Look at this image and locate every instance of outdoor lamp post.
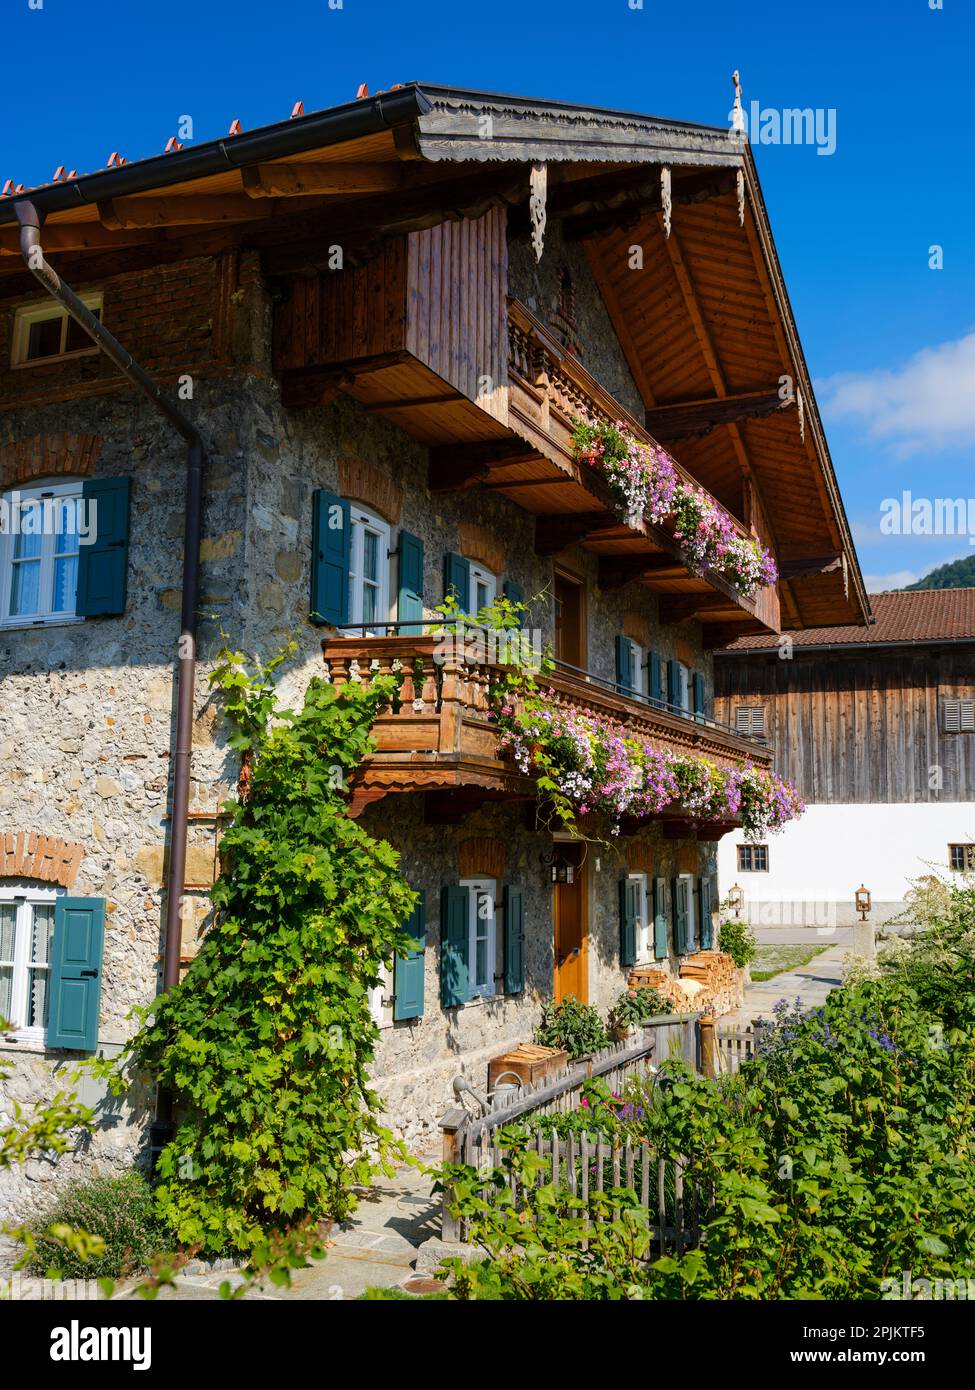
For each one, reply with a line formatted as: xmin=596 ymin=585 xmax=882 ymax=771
xmin=728 ymin=883 xmax=744 ymax=917
xmin=855 ymin=885 xmax=871 ymax=921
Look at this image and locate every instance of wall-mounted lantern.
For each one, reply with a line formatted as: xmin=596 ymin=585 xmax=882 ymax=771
xmin=728 ymin=883 xmax=744 ymax=917
xmin=855 ymin=885 xmax=871 ymax=921
xmin=541 ymin=849 xmax=574 ymax=885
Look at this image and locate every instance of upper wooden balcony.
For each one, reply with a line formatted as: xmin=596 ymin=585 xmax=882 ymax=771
xmin=274 ymin=210 xmax=781 ymax=644
xmin=321 ymin=633 xmax=772 ymax=831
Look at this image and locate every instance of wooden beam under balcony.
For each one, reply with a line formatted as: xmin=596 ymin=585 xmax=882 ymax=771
xmin=659 ymin=592 xmax=742 ymax=625
xmin=428 ymin=440 xmax=543 ymax=493
xmin=598 ymin=554 xmax=688 ymax=590
xmin=644 ymin=389 xmax=795 ymax=442
xmin=777 ymin=553 xmax=845 ymax=580
xmin=534 ymin=510 xmax=618 ymax=556
xmin=561 ymin=169 xmax=738 ymax=241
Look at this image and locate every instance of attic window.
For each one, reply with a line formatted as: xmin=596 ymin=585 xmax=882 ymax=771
xmin=11 ymin=294 xmax=103 ymax=367
xmin=943 ymin=698 xmax=975 ymax=733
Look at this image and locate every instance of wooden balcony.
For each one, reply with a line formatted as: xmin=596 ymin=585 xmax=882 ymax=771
xmin=273 ymin=212 xmax=780 ymax=643
xmin=322 ymin=635 xmax=772 ymax=830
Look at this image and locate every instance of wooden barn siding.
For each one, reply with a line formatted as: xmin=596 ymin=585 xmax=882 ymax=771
xmin=273 ymin=208 xmax=508 ymax=421
xmin=715 ymin=649 xmax=975 ymax=803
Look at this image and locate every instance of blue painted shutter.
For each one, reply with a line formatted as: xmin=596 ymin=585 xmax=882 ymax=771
xmin=397 ymin=530 xmax=424 ymax=636
xmin=47 ymin=898 xmax=104 ymax=1052
xmin=672 ymin=876 xmax=689 ymax=955
xmin=619 ymin=876 xmax=638 ymax=968
xmin=443 ymin=552 xmax=471 ymax=610
xmin=693 ymin=671 xmax=706 ymax=724
xmin=667 ymin=660 xmax=680 ymax=712
xmin=648 ymin=652 xmax=663 ymax=708
xmin=503 ymin=885 xmax=525 ymax=994
xmin=653 ymin=877 xmax=669 ymax=959
xmin=393 ymin=891 xmax=426 ymax=1021
xmin=503 ymin=579 xmax=525 ymax=613
xmin=699 ymin=875 xmax=713 ymax=950
xmin=440 ymin=885 xmax=470 ymax=1008
xmin=310 ymin=490 xmax=350 ymax=626
xmin=615 ymin=636 xmax=635 ymax=695
xmin=75 ymin=477 xmax=131 ymax=617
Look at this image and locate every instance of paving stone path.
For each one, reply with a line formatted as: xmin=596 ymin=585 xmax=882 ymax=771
xmin=720 ymin=941 xmax=848 ymax=1027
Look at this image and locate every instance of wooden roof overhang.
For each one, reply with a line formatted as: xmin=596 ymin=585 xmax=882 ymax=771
xmin=0 ymin=83 xmax=868 ymax=636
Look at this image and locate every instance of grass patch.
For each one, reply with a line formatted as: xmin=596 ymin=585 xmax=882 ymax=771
xmin=751 ymin=943 xmax=829 ymax=982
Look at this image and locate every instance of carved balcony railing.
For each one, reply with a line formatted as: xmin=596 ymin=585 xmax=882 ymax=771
xmin=322 ymin=631 xmax=772 ymax=825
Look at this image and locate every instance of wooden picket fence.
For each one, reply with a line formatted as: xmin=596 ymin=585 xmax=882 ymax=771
xmin=711 ymin=1019 xmax=763 ymax=1076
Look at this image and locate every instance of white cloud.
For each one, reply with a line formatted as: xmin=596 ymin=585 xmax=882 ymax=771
xmin=817 ymin=332 xmax=975 ymax=456
xmin=862 ymin=569 xmax=923 ymax=593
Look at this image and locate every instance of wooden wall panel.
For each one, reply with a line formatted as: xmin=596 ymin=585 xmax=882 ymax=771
xmin=715 ymin=646 xmax=975 ymax=803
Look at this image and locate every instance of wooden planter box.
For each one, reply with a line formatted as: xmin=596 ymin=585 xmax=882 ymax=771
xmin=488 ymin=1043 xmax=569 ymax=1092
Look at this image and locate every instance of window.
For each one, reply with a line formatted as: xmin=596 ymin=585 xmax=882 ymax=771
xmin=949 ymin=845 xmax=975 ymax=872
xmin=0 ymin=886 xmax=59 ymax=1044
xmin=737 ymin=844 xmax=769 ymax=872
xmin=628 ymin=872 xmax=650 ymax=960
xmin=469 ymin=562 xmax=497 ymax=617
xmin=0 ymin=481 xmax=83 ymax=627
xmin=943 ymin=698 xmax=975 ymax=733
xmin=348 ymin=505 xmax=390 ymax=634
xmin=735 ymin=705 xmax=768 ymax=744
xmin=628 ymin=642 xmax=647 ymax=698
xmin=682 ymin=874 xmax=698 ymax=951
xmin=12 ymin=294 xmax=103 ymax=366
xmin=459 ymin=878 xmax=497 ymax=999
xmin=674 ymin=662 xmax=691 ymax=714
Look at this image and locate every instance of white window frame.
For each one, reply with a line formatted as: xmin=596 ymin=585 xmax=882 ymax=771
xmin=347 ymin=505 xmax=391 ymax=636
xmin=628 ymin=872 xmax=650 ymax=961
xmin=460 ymin=877 xmax=497 ymax=1000
xmin=468 ymin=562 xmax=497 ymax=618
xmin=0 ymin=882 xmax=62 ymax=1047
xmin=628 ymin=642 xmax=647 ymax=698
xmin=681 ymin=873 xmax=698 ymax=952
xmin=11 ymin=292 xmax=103 ymax=368
xmin=0 ymin=478 xmax=85 ymax=630
xmin=676 ymin=663 xmax=691 ymax=715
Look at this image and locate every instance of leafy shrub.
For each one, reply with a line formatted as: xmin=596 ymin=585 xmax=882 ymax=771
xmin=608 ymin=986 xmax=669 ymax=1033
xmin=535 ymin=997 xmax=609 ymax=1058
xmin=718 ymin=916 xmax=756 ymax=968
xmin=27 ymin=1172 xmax=168 ymax=1280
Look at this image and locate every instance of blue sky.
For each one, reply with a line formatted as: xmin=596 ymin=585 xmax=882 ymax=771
xmin=6 ymin=0 xmax=972 ymax=591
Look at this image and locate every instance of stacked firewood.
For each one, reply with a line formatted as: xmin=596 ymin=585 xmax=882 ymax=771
xmin=627 ymin=951 xmax=744 ymax=1016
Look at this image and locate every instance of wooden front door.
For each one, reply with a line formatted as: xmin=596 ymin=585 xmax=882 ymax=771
xmin=554 ymin=572 xmax=585 ymax=671
xmin=553 ymin=845 xmax=587 ymax=1004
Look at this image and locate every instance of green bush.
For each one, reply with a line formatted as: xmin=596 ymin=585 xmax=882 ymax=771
xmin=534 ymin=997 xmax=609 ymax=1058
xmin=27 ymin=1172 xmax=169 ymax=1280
xmin=718 ymin=916 xmax=756 ymax=968
xmin=608 ymin=986 xmax=669 ymax=1033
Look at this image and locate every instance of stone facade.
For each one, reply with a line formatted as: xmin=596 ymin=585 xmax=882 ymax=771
xmin=0 ymin=227 xmax=720 ymax=1220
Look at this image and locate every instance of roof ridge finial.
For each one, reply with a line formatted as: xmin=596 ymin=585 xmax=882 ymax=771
xmin=731 ymin=69 xmax=746 ymax=141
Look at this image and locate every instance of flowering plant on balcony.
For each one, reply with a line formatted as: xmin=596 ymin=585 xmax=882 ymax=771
xmin=570 ymin=417 xmax=778 ymax=598
xmin=495 ymin=692 xmax=804 ymax=839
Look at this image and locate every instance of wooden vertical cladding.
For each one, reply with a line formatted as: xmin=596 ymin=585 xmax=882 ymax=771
xmin=275 ymin=208 xmax=509 ymax=435
xmin=714 ymin=647 xmax=975 ymax=803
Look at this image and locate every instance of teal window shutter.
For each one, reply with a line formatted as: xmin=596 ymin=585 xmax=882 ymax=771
xmin=653 ymin=877 xmax=669 ymax=959
xmin=618 ymin=876 xmax=638 ymax=967
xmin=503 ymin=885 xmax=525 ymax=994
xmin=443 ymin=552 xmax=470 ymax=609
xmin=615 ymin=636 xmax=634 ymax=695
xmin=393 ymin=891 xmax=426 ymax=1021
xmin=503 ymin=579 xmax=525 ymax=613
xmin=440 ymin=885 xmax=470 ymax=1008
xmin=648 ymin=652 xmax=663 ymax=708
xmin=47 ymin=898 xmax=104 ymax=1052
xmin=311 ymin=490 xmax=350 ymax=626
xmin=699 ymin=875 xmax=713 ymax=950
xmin=76 ymin=477 xmax=131 ymax=617
xmin=667 ymin=660 xmax=680 ymax=712
xmin=397 ymin=530 xmax=424 ymax=636
xmin=693 ymin=671 xmax=706 ymax=724
xmin=672 ymin=876 xmax=689 ymax=955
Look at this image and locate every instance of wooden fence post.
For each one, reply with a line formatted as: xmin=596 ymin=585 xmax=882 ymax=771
xmin=699 ymin=1015 xmax=717 ymax=1078
xmin=438 ymin=1106 xmax=467 ymax=1242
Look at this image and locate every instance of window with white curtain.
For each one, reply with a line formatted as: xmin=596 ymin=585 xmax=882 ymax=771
xmin=0 ymin=886 xmax=60 ymax=1044
xmin=0 ymin=481 xmax=83 ymax=627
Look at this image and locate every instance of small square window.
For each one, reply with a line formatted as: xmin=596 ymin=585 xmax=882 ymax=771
xmin=943 ymin=698 xmax=975 ymax=733
xmin=949 ymin=844 xmax=974 ymax=872
xmin=735 ymin=705 xmax=767 ymax=743
xmin=12 ymin=294 xmax=103 ymax=366
xmin=737 ymin=844 xmax=769 ymax=872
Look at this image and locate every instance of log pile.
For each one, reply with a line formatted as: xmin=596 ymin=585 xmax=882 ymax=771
xmin=488 ymin=1043 xmax=569 ymax=1091
xmin=627 ymin=951 xmax=744 ymax=1016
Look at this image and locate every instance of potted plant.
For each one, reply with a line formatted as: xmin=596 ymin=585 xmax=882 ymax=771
xmin=608 ymin=986 xmax=670 ymax=1042
xmin=534 ymin=997 xmax=609 ymax=1062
